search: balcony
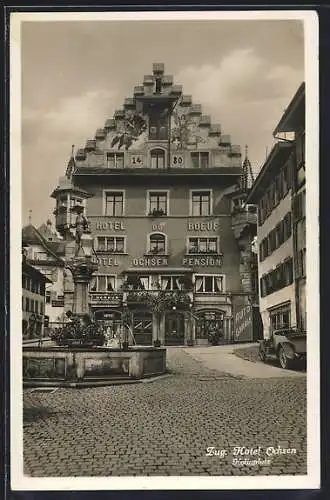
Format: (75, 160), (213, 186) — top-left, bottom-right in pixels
(231, 207), (257, 239)
(89, 292), (123, 306)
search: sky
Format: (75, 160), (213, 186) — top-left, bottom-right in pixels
(21, 18), (304, 228)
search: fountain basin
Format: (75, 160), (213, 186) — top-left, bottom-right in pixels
(23, 346), (166, 387)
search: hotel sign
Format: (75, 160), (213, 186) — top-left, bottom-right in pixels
(234, 305), (253, 342)
(95, 221), (125, 231)
(92, 255), (222, 268)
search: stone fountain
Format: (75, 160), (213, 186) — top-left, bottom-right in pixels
(23, 212), (166, 387)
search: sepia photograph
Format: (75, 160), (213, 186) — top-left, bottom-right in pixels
(10, 10), (319, 490)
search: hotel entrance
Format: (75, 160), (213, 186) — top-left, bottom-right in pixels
(195, 310), (224, 343)
(164, 311), (185, 345)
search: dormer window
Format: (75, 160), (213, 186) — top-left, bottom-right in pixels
(149, 107), (168, 140)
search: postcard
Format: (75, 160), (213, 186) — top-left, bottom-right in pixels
(10, 9), (319, 491)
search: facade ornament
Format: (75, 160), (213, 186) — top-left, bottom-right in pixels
(111, 110), (147, 150)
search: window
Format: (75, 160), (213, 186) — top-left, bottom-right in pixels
(25, 297), (30, 312)
(150, 149), (165, 169)
(149, 233), (166, 254)
(194, 275), (224, 293)
(191, 152), (209, 168)
(148, 192), (168, 215)
(106, 152), (124, 169)
(96, 236), (125, 253)
(275, 222), (284, 247)
(269, 304), (291, 332)
(296, 132), (305, 167)
(104, 192), (124, 216)
(283, 212), (292, 239)
(161, 276), (183, 291)
(35, 301), (39, 314)
(293, 191), (305, 221)
(260, 259), (293, 297)
(296, 248), (306, 278)
(34, 252), (48, 261)
(191, 191), (212, 216)
(46, 291), (51, 304)
(149, 109), (168, 140)
(90, 275), (116, 292)
(30, 300), (34, 313)
(188, 237), (218, 254)
(40, 302), (44, 315)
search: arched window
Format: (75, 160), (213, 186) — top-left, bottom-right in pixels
(150, 148), (165, 169)
(149, 233), (166, 254)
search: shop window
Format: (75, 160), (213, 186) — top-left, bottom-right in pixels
(194, 275), (224, 293)
(96, 236), (125, 253)
(90, 275), (116, 292)
(188, 237), (218, 254)
(150, 149), (165, 169)
(106, 152), (124, 169)
(196, 310), (224, 339)
(148, 191), (168, 215)
(191, 191), (212, 216)
(191, 152), (209, 169)
(104, 191), (124, 216)
(149, 233), (166, 254)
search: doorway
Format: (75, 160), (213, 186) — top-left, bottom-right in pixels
(164, 312), (185, 345)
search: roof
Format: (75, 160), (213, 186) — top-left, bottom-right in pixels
(22, 224), (65, 262)
(245, 141), (293, 204)
(22, 260), (53, 283)
(50, 176), (92, 199)
(37, 222), (61, 242)
(273, 82), (305, 136)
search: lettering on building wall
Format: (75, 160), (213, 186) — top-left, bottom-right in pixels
(187, 222), (219, 231)
(152, 223), (166, 231)
(182, 257), (222, 267)
(92, 257), (120, 266)
(234, 305), (253, 341)
(132, 258), (168, 267)
(95, 221), (126, 231)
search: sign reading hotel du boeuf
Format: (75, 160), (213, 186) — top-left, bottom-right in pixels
(233, 304), (253, 342)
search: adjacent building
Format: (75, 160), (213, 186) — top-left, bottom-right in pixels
(22, 250), (52, 339)
(52, 63), (258, 345)
(22, 221), (66, 323)
(246, 83), (305, 338)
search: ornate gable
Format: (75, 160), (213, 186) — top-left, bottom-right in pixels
(73, 63), (242, 171)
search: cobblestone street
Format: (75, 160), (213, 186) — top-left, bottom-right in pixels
(23, 347), (307, 477)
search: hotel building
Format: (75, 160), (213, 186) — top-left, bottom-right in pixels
(52, 63), (258, 345)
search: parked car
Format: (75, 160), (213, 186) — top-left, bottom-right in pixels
(258, 328), (306, 369)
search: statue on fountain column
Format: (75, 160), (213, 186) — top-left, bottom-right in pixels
(74, 210), (91, 257)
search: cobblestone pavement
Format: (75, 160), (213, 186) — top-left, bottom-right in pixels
(23, 348), (307, 477)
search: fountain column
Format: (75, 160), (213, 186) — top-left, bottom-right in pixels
(66, 232), (98, 317)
